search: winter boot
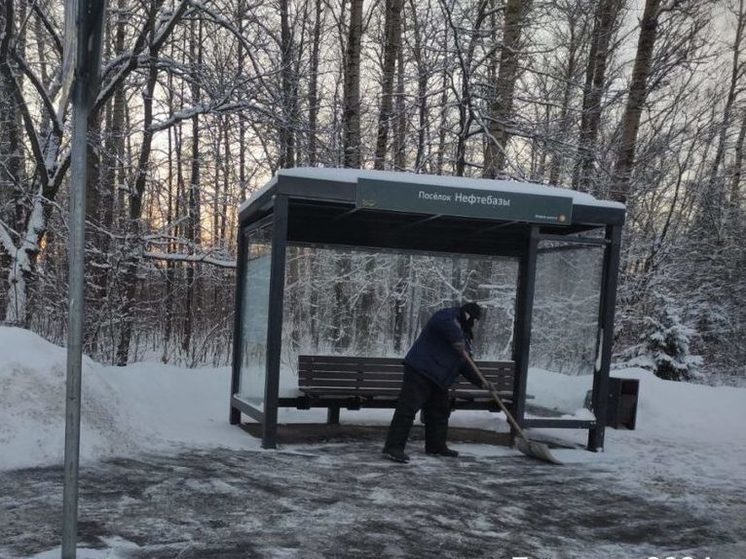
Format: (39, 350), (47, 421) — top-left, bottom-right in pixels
(425, 446), (459, 458)
(382, 448), (410, 463)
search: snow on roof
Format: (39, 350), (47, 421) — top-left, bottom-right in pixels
(239, 167), (625, 212)
(238, 175), (277, 213)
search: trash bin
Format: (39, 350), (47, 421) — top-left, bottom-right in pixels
(606, 377), (639, 430)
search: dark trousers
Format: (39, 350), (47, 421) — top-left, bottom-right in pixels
(384, 365), (451, 452)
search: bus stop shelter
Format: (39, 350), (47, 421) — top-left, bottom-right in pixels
(230, 168), (625, 451)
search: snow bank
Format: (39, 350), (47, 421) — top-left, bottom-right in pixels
(2, 326), (745, 476)
(611, 367), (746, 445)
(542, 367), (746, 485)
(525, 365), (746, 446)
(0, 327), (255, 471)
(526, 368), (595, 418)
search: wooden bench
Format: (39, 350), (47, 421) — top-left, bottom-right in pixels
(292, 355), (518, 424)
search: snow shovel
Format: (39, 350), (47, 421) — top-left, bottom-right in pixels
(462, 352), (563, 465)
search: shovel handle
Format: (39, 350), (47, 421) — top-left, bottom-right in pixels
(462, 351), (530, 442)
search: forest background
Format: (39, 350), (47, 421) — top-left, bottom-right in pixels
(1, 0), (743, 384)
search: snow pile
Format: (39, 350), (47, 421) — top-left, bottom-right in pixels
(612, 367), (746, 445)
(2, 325), (745, 479)
(0, 327), (255, 471)
(526, 368), (595, 418)
(544, 367), (746, 487)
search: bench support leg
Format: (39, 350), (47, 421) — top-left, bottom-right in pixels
(327, 407), (340, 425)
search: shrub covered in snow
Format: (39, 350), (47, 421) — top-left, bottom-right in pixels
(630, 292), (702, 381)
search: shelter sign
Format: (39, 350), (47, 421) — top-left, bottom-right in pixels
(357, 178), (573, 225)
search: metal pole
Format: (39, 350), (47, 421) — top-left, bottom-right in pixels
(61, 91), (87, 559)
(62, 2), (106, 557)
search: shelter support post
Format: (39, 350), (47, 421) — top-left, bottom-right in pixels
(263, 196), (289, 449)
(510, 226), (539, 441)
(229, 228), (249, 425)
(587, 224), (623, 451)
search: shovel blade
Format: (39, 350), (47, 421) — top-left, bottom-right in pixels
(515, 437), (563, 465)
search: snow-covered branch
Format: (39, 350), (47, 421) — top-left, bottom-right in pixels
(143, 251), (236, 269)
(94, 0), (189, 115)
(11, 52), (63, 138)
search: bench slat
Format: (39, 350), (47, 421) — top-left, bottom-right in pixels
(300, 356), (404, 365)
(299, 372), (513, 384)
(301, 379), (404, 388)
(300, 387), (400, 395)
(299, 369), (514, 381)
(299, 370), (514, 380)
(298, 355), (515, 371)
(298, 373), (399, 381)
(299, 363), (404, 373)
(299, 387), (516, 400)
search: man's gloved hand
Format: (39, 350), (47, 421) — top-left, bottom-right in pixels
(482, 380), (497, 392)
(465, 337), (474, 354)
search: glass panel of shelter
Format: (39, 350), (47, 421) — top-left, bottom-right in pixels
(237, 223), (273, 410)
(527, 235), (605, 420)
(278, 243), (520, 398)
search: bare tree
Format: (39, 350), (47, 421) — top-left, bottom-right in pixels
(696, 0), (746, 233)
(483, 0), (532, 178)
(308, 0), (324, 166)
(373, 0), (404, 169)
(571, 0), (625, 192)
(343, 0), (363, 168)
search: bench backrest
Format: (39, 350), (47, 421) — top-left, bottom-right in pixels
(298, 355), (515, 394)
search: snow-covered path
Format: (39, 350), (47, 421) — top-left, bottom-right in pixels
(2, 327), (746, 558)
(2, 429), (745, 559)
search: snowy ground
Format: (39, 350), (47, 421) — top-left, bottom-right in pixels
(1, 326), (745, 558)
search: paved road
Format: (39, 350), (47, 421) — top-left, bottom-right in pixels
(1, 428), (744, 558)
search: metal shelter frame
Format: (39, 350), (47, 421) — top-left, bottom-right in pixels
(230, 168), (625, 451)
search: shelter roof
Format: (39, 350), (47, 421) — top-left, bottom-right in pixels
(238, 169), (625, 257)
(240, 168), (624, 215)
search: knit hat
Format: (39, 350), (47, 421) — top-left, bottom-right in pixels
(460, 302), (482, 321)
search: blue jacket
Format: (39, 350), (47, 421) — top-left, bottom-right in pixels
(404, 307), (480, 389)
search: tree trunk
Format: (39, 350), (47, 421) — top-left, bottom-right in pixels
(410, 0), (429, 172)
(88, 0), (128, 355)
(163, 94), (175, 363)
(116, 3), (162, 365)
(182, 16), (204, 360)
(483, 0), (531, 178)
(549, 5), (584, 186)
(221, 116), (230, 244)
(308, 0), (323, 166)
(393, 18), (407, 171)
(572, 0), (623, 192)
(332, 254), (353, 350)
(373, 0), (404, 169)
(1, 0), (28, 326)
(730, 110), (746, 211)
(436, 32), (449, 175)
(610, 0), (662, 203)
(454, 74), (470, 177)
(450, 0), (490, 176)
(698, 0), (745, 232)
(343, 0), (363, 168)
(238, 0), (248, 197)
(279, 0), (295, 168)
